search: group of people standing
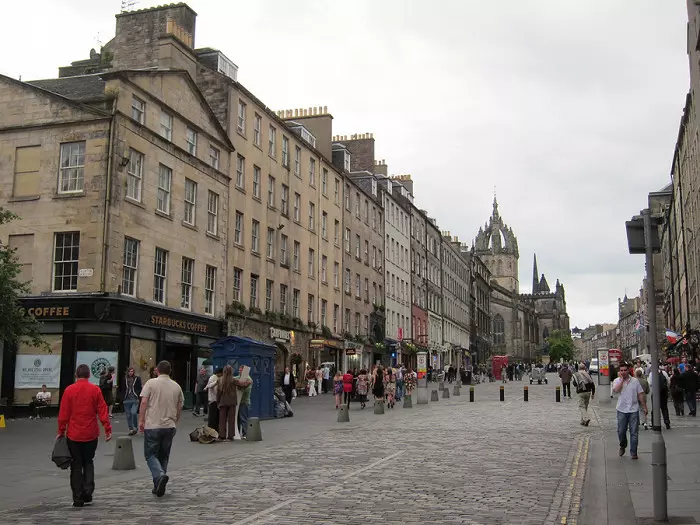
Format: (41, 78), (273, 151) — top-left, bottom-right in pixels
(330, 365), (417, 409)
(201, 365), (253, 441)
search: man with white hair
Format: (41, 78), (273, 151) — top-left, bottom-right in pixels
(572, 363), (596, 426)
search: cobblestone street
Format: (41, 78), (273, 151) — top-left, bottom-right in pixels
(0, 376), (593, 525)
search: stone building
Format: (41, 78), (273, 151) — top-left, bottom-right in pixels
(0, 32), (234, 403)
(461, 246), (492, 363)
(618, 295), (642, 360)
(441, 234), (471, 367)
(579, 323), (618, 362)
(425, 211), (446, 368)
(473, 197), (569, 361)
(410, 203), (429, 358)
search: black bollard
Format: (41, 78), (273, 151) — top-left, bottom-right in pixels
(499, 385), (505, 402)
(524, 386), (528, 402)
(469, 386), (474, 402)
(555, 385), (561, 403)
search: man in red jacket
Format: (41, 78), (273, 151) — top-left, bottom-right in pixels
(57, 364), (112, 507)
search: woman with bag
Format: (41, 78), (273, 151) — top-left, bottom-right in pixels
(121, 367), (143, 435)
(99, 367), (115, 418)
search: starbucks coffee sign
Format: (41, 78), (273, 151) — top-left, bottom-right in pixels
(270, 327), (291, 342)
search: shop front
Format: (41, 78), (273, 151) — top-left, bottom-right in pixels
(1, 295), (223, 408)
(309, 338), (344, 372)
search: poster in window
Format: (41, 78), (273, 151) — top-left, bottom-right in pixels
(76, 351), (119, 386)
(15, 354), (61, 388)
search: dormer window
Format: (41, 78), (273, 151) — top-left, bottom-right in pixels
(344, 151), (351, 172)
(371, 179), (377, 196)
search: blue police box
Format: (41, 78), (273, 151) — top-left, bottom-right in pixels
(210, 335), (277, 419)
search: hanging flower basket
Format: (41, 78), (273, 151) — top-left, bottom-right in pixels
(290, 352), (303, 365)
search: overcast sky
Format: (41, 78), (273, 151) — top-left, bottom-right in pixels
(0, 1), (690, 329)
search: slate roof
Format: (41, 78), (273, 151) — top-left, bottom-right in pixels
(27, 74), (106, 102)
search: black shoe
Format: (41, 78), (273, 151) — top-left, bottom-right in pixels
(82, 493), (92, 504)
(155, 475), (169, 497)
(72, 501), (84, 508)
(619, 447), (625, 457)
(152, 487), (157, 495)
(665, 423), (671, 430)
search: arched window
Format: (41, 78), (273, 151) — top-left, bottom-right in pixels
(543, 327), (550, 340)
(493, 314), (505, 345)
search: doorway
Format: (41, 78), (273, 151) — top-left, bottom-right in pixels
(163, 344), (193, 391)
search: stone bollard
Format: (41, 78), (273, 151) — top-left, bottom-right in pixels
(469, 386), (474, 402)
(247, 417), (263, 441)
(403, 394), (413, 408)
(430, 390), (440, 402)
(524, 386), (529, 402)
(499, 385), (505, 402)
(337, 405), (350, 423)
(112, 436), (136, 470)
(438, 382), (445, 391)
(453, 385), (461, 396)
(555, 386), (561, 403)
(442, 388), (450, 399)
(374, 401), (385, 414)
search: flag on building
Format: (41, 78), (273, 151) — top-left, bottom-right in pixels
(666, 330), (682, 344)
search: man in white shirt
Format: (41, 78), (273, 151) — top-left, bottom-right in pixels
(612, 362), (648, 459)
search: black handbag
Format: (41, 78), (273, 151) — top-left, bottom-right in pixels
(52, 436), (72, 469)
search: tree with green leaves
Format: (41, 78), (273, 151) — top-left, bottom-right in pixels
(546, 329), (575, 363)
(0, 207), (46, 351)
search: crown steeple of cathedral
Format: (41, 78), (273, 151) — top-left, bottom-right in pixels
(532, 254), (539, 294)
(474, 196), (518, 257)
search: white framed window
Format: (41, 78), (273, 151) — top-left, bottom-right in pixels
(157, 164), (172, 215)
(280, 284), (288, 314)
(321, 168), (328, 196)
(333, 304), (339, 333)
(334, 178), (340, 204)
(364, 278), (369, 302)
(251, 219), (260, 253)
(344, 151), (351, 172)
(53, 232), (80, 292)
(236, 155), (245, 188)
(267, 227), (275, 259)
(209, 146), (220, 169)
(268, 125), (276, 158)
(265, 279), (273, 312)
(344, 228), (350, 253)
(321, 299), (327, 327)
(185, 127), (197, 155)
(308, 248), (315, 278)
(293, 289), (300, 318)
(321, 212), (328, 238)
(294, 146), (301, 176)
(372, 207), (376, 229)
(344, 268), (351, 294)
(281, 184), (289, 216)
(122, 237), (139, 297)
(355, 234), (361, 259)
(293, 193), (300, 222)
(252, 165), (261, 198)
(235, 211), (244, 245)
(364, 200), (369, 223)
(181, 257), (194, 310)
(126, 148), (143, 202)
(344, 308), (350, 332)
(345, 184), (350, 210)
(58, 141), (85, 193)
(237, 100), (246, 134)
(355, 273), (361, 297)
(131, 96), (145, 124)
(253, 113), (262, 147)
(250, 274), (258, 309)
(321, 255), (327, 283)
(153, 247), (168, 304)
(268, 176), (275, 207)
(207, 191), (219, 235)
(309, 157), (316, 186)
(355, 313), (360, 335)
(308, 202), (315, 231)
(280, 234), (288, 265)
(182, 179), (196, 226)
(364, 240), (369, 263)
(205, 265), (216, 315)
(160, 111), (172, 141)
(282, 135), (289, 167)
(372, 246), (377, 268)
(307, 294), (315, 324)
(355, 192), (360, 217)
(334, 220), (340, 245)
(233, 268), (242, 301)
(293, 241), (300, 271)
(334, 262), (339, 288)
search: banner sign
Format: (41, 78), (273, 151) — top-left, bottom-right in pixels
(76, 351), (119, 386)
(15, 354), (61, 388)
(598, 349), (610, 386)
(417, 352), (427, 380)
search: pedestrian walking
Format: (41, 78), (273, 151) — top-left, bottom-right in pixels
(612, 362), (648, 460)
(57, 364), (112, 507)
(138, 360), (184, 497)
(204, 367), (223, 431)
(635, 368), (650, 429)
(385, 368), (396, 408)
(280, 366), (296, 404)
(572, 363), (595, 426)
(559, 364), (573, 398)
(99, 366), (115, 417)
(333, 370), (343, 409)
(670, 368), (685, 416)
(121, 367), (143, 435)
(236, 365), (252, 439)
(681, 363), (698, 416)
(342, 369), (354, 405)
(648, 363), (671, 429)
(306, 367), (318, 397)
(193, 367), (209, 417)
(356, 369), (369, 409)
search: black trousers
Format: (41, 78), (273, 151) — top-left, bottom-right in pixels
(282, 386), (293, 404)
(67, 438), (98, 502)
(207, 402), (219, 431)
(562, 382), (571, 397)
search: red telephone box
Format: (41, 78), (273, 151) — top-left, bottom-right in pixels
(492, 355), (509, 380)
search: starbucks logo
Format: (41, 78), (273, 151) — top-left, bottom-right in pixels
(91, 358), (111, 378)
(33, 358), (41, 367)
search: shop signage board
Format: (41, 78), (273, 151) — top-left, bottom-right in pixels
(598, 349), (610, 386)
(15, 354), (61, 388)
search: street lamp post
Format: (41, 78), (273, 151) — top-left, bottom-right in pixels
(626, 209), (667, 522)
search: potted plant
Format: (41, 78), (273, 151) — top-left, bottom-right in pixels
(290, 352), (303, 365)
(321, 325), (332, 338)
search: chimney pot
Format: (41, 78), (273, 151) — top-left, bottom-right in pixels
(323, 105), (328, 113)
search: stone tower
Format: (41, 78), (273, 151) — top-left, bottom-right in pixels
(474, 197), (520, 293)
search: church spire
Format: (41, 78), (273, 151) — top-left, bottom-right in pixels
(492, 190), (499, 220)
(532, 254), (539, 294)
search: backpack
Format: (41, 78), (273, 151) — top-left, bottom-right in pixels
(574, 372), (592, 393)
(658, 371), (668, 391)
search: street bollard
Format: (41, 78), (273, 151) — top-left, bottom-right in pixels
(247, 417), (263, 441)
(555, 386), (561, 403)
(442, 388), (450, 399)
(374, 401), (385, 414)
(438, 381), (445, 391)
(112, 436), (136, 470)
(469, 386), (474, 402)
(403, 394), (413, 408)
(499, 385), (505, 402)
(453, 384), (460, 396)
(524, 386), (528, 402)
(337, 405), (350, 423)
(430, 390), (440, 402)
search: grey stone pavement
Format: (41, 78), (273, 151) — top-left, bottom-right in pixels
(3, 373), (691, 525)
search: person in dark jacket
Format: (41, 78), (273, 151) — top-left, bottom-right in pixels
(559, 364), (573, 398)
(121, 367), (143, 435)
(681, 363), (698, 416)
(670, 367), (685, 416)
(280, 366), (296, 404)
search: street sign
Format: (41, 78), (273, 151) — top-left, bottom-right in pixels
(609, 349), (622, 366)
(598, 350), (610, 386)
(417, 353), (427, 379)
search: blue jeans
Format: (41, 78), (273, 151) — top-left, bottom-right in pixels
(617, 410), (639, 455)
(123, 399), (139, 430)
(686, 391), (697, 414)
(144, 428), (176, 484)
(238, 404), (249, 437)
(396, 380), (404, 400)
